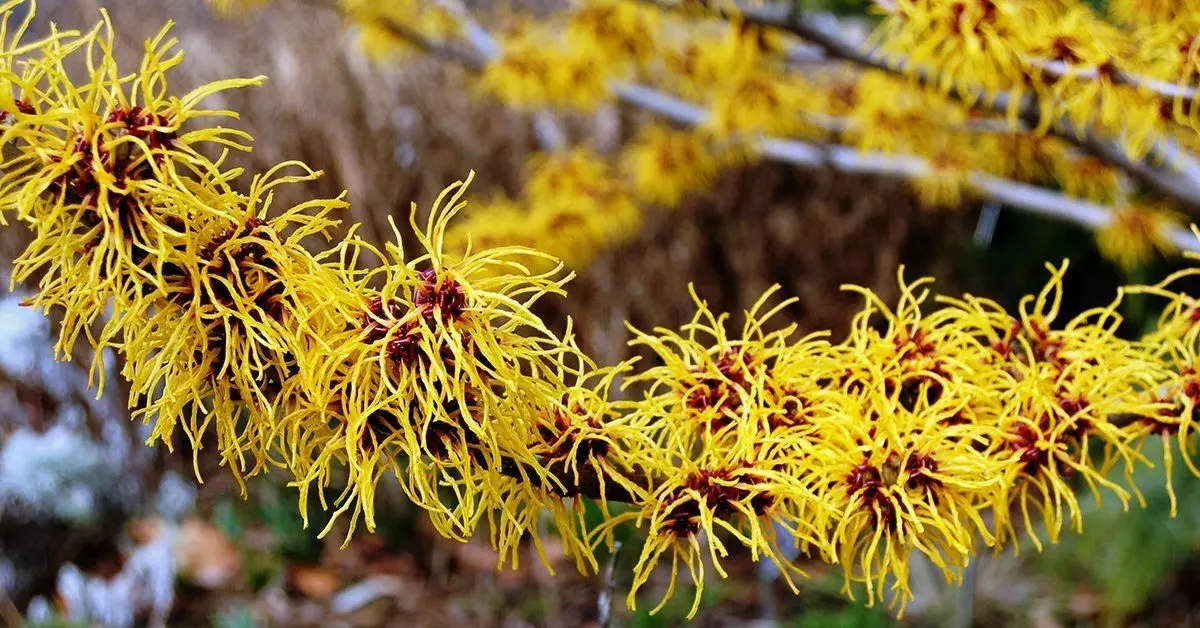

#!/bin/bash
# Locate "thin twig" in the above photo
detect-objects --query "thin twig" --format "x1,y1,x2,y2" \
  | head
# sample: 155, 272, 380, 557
1033, 58, 1199, 107
612, 83, 1200, 252
951, 559, 977, 628
803, 112, 1020, 136
345, 6, 486, 69
599, 540, 623, 628
0, 587, 24, 628
1149, 135, 1200, 190
495, 453, 645, 503
532, 112, 568, 151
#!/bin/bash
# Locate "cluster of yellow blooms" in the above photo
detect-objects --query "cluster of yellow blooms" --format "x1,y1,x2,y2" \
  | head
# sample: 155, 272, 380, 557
444, 134, 725, 268
262, 0, 1200, 273
445, 149, 642, 269
10, 0, 1200, 621
873, 0, 1200, 139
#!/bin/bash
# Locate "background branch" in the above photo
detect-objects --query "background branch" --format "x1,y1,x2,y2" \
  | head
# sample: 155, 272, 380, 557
614, 82, 1200, 252
342, 2, 1200, 253
1034, 59, 1199, 107
719, 1, 1200, 210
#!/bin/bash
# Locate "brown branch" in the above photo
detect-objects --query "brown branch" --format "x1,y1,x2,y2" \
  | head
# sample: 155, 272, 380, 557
495, 453, 646, 504
293, 0, 484, 68
360, 11, 486, 70
1107, 413, 1141, 430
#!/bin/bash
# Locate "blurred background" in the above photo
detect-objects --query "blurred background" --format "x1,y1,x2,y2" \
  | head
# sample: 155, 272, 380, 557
3, 0, 1200, 626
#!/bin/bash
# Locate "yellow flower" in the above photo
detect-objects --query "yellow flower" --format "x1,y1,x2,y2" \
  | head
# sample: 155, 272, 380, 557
989, 133, 1061, 183
566, 0, 660, 70
206, 0, 275, 15
1124, 379, 1194, 517
1019, 5, 1139, 133
829, 275, 1016, 610
613, 287, 839, 616
625, 285, 804, 448
338, 0, 462, 61
1054, 153, 1122, 202
620, 125, 721, 207
707, 69, 819, 138
478, 31, 558, 108
17, 1, 1200, 622
525, 148, 611, 202
872, 0, 1031, 101
808, 396, 1008, 612
623, 452, 823, 619
527, 360, 656, 503
447, 150, 643, 271
981, 263, 1159, 548
524, 149, 641, 267
443, 195, 542, 262
1107, 0, 1198, 27
662, 20, 772, 98
2, 13, 261, 381
839, 267, 1011, 410
1095, 205, 1183, 270
1124, 240, 1200, 515
480, 28, 617, 111
489, 357, 657, 574
123, 162, 346, 487
1130, 15, 1200, 128
288, 173, 577, 544
911, 138, 977, 209
846, 72, 967, 155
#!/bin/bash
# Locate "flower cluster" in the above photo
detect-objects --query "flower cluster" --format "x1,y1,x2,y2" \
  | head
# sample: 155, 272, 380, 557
281, 0, 1198, 272
8, 0, 1200, 622
444, 148, 644, 270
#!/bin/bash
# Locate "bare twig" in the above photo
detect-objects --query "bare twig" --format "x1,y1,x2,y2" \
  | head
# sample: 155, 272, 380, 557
0, 588, 24, 628
803, 112, 1019, 136
951, 559, 977, 628
387, 23, 481, 67
495, 453, 645, 503
532, 112, 568, 151
1149, 135, 1200, 191
612, 83, 1200, 252
1033, 59, 1199, 107
598, 541, 623, 628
